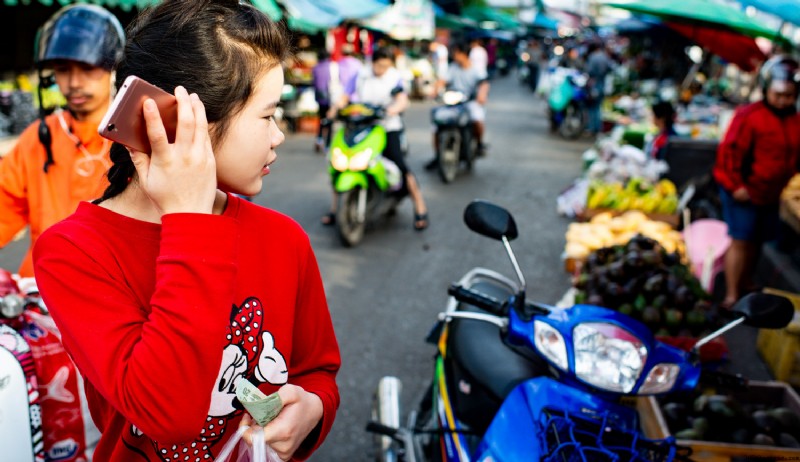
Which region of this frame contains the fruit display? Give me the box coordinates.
[781,174,800,234]
[572,234,720,337]
[586,177,679,215]
[659,391,800,448]
[564,210,685,262]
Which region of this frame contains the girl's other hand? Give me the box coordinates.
[242,384,323,461]
[129,86,217,215]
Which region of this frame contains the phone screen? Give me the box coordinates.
[98,75,178,153]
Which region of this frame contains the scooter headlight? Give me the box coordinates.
[639,363,680,394]
[442,91,466,106]
[349,148,373,171]
[573,323,647,393]
[534,320,568,371]
[331,147,349,172]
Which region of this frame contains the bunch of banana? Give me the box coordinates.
[782,174,800,201]
[586,178,679,215]
[565,210,685,261]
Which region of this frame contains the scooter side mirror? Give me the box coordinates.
[732,292,795,329]
[463,200,518,241]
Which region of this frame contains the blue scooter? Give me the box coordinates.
[367,200,793,462]
[547,67,591,140]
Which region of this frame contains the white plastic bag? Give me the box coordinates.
[215,425,282,462]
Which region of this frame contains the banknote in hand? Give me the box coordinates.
[235,377,283,426]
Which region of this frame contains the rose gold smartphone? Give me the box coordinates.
[98,75,178,153]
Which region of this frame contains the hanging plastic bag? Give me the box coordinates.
[215,424,282,462]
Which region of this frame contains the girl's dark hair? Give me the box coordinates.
[100,0,290,202]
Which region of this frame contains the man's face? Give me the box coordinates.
[766,80,798,111]
[454,50,469,67]
[50,60,113,121]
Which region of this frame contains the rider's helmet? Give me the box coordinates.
[34,4,125,71]
[758,55,800,95]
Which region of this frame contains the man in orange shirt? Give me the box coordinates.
[0,5,124,277]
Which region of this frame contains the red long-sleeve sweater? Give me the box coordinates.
[32,195,340,461]
[713,101,800,205]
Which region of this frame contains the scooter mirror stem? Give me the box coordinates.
[692,315,745,352]
[502,235,526,301]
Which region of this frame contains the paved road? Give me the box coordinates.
[0,75,590,460]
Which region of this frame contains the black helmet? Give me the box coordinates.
[34,4,125,71]
[759,55,800,94]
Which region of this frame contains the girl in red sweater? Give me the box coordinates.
[32,1,341,461]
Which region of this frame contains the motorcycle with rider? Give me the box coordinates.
[425,42,490,184]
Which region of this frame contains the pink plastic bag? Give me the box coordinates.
[215,425,282,462]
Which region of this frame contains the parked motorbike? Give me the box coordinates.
[431,91,481,184]
[0,269,100,462]
[367,200,793,462]
[548,67,591,140]
[328,103,404,247]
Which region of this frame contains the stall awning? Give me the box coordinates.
[361,0,435,41]
[604,0,783,41]
[738,0,800,27]
[280,0,390,30]
[462,5,521,31]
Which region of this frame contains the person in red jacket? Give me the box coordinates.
[32,1,340,461]
[0,4,124,277]
[713,55,800,307]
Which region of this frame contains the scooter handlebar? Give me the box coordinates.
[448,284,506,315]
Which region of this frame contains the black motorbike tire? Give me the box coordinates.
[463,131,478,173]
[336,189,365,247]
[559,102,585,140]
[437,130,460,184]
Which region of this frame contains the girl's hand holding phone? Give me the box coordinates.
[129,86,217,216]
[240,384,324,461]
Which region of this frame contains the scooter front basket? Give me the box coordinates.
[538,407,678,462]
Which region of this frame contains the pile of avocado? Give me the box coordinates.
[573,234,720,337]
[660,392,800,447]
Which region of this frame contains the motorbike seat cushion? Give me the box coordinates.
[448,281,549,401]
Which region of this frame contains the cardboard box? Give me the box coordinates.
[638,380,800,461]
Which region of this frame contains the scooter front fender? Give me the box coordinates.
[334,171,368,193]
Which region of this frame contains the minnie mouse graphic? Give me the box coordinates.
[129,297,287,461]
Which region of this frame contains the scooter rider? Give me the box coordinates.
[425,41,490,170]
[0,4,124,277]
[323,47,429,230]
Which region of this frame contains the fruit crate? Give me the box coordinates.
[757,288,800,387]
[637,380,800,461]
[579,207,680,229]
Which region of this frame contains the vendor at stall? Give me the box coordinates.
[648,100,677,160]
[713,55,800,308]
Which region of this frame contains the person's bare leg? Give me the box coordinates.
[473,121,485,146]
[723,239,754,307]
[406,173,428,229]
[321,190,337,225]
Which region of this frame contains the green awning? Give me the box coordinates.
[604,0,783,40]
[462,5,521,31]
[435,12,478,30]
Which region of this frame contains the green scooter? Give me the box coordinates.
[328,103,404,247]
